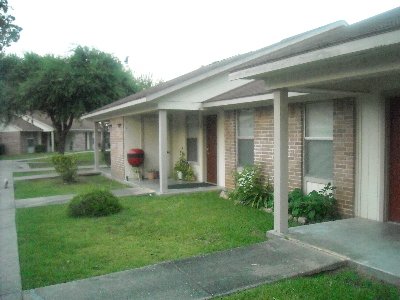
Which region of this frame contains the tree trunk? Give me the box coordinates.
[56,131,68,154]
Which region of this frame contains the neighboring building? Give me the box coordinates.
[83,7,400,231]
[0,112,96,155]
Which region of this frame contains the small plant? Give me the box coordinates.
[228,165,273,209]
[34,144,46,153]
[288,183,338,223]
[173,149,195,181]
[102,150,111,167]
[68,189,122,217]
[51,154,78,183]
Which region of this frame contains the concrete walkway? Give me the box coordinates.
[0,161,22,300]
[23,239,345,300]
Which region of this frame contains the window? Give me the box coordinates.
[304,102,333,180]
[237,110,254,167]
[186,115,198,162]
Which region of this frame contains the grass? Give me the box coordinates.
[13,170,56,177]
[14,175,128,199]
[16,192,272,289]
[26,151,105,168]
[219,268,400,300]
[0,151,106,167]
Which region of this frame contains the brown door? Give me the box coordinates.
[206,115,217,184]
[389,99,400,222]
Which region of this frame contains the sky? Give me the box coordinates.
[5,1,400,82]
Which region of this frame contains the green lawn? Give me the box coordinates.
[26,151,105,168]
[16,192,272,289]
[0,152,51,161]
[14,175,127,199]
[219,268,399,300]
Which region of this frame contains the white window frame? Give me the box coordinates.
[303,101,333,187]
[236,109,254,168]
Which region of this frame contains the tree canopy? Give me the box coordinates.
[0,47,153,153]
[0,0,22,51]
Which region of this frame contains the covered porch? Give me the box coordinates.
[91,108,225,194]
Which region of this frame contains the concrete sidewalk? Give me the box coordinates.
[23,238,345,300]
[0,161,22,300]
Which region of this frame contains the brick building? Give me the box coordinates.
[83,8,400,230]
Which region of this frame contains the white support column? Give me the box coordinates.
[93,122,100,171]
[51,131,55,152]
[273,89,289,234]
[159,110,168,193]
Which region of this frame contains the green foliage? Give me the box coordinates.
[0,143,5,155]
[173,149,196,181]
[68,189,122,218]
[34,144,46,153]
[0,0,22,52]
[102,150,111,167]
[229,166,273,209]
[51,154,78,183]
[288,183,338,223]
[0,47,154,153]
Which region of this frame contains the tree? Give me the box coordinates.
[0,0,22,52]
[1,47,153,153]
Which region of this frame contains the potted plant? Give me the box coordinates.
[174,149,195,181]
[146,169,159,180]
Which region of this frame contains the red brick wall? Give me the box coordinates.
[0,132,22,155]
[288,103,303,191]
[333,99,355,218]
[224,110,237,190]
[224,104,303,191]
[254,106,274,181]
[110,117,125,180]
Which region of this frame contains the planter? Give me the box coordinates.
[177,171,183,180]
[146,171,159,180]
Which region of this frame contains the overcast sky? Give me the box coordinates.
[5,1,400,81]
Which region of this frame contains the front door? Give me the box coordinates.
[389,99,400,222]
[206,115,217,184]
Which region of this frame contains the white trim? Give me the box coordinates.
[203,92,306,108]
[82,97,147,120]
[158,102,203,110]
[230,29,400,80]
[21,115,53,131]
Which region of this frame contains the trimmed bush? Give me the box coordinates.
[289,183,338,223]
[229,165,273,209]
[34,144,46,153]
[68,189,122,217]
[51,154,78,183]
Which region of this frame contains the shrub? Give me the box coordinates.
[34,144,46,153]
[0,144,5,155]
[68,189,122,217]
[51,154,78,183]
[173,149,195,181]
[229,165,273,209]
[289,183,338,223]
[103,150,111,167]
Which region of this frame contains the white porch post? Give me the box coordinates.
[50,131,55,152]
[159,110,168,193]
[93,122,100,171]
[273,89,289,234]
